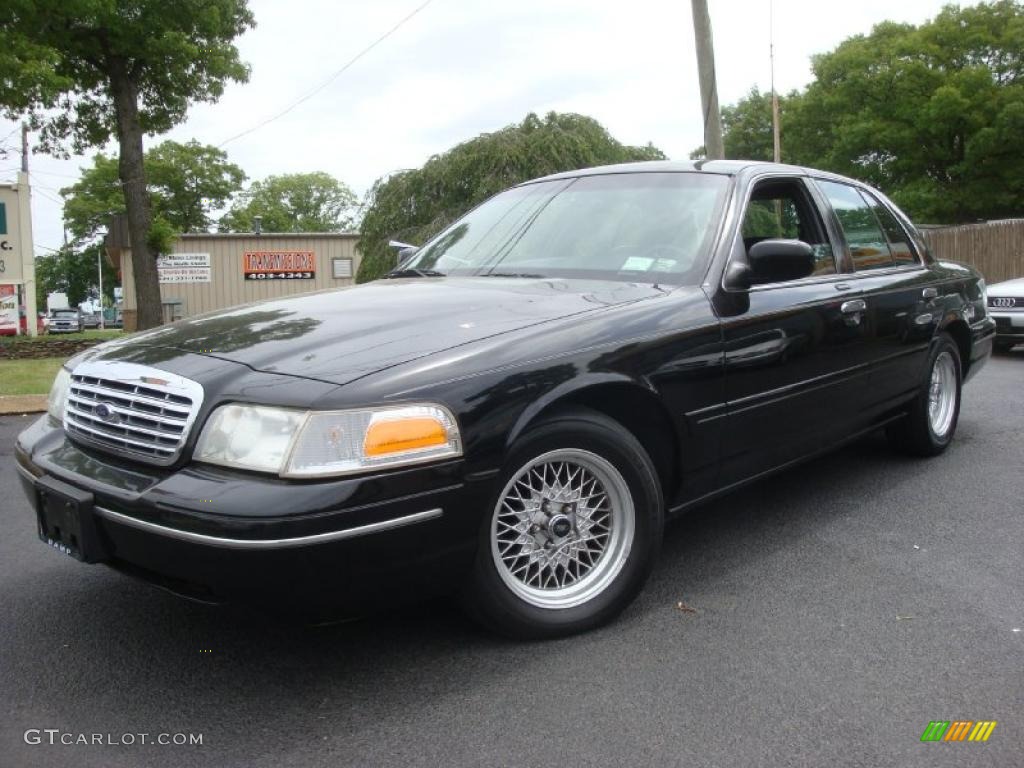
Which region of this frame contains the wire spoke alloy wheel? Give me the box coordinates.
[491,448,635,609]
[927,350,957,438]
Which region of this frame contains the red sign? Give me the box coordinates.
[242,251,316,280]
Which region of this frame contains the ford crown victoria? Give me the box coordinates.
[15,161,995,638]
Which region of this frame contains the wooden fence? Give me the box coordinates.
[921,219,1024,284]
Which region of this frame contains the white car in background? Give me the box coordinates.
[988,277,1024,352]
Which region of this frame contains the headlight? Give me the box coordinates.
[47,367,72,421]
[193,403,461,477]
[193,404,307,473]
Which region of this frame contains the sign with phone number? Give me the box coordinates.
[245,271,314,280]
[243,251,316,280]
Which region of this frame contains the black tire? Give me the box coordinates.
[886,333,962,457]
[994,340,1014,354]
[462,407,663,640]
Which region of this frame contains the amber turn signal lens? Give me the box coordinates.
[363,417,448,456]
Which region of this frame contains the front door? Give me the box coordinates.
[715,176,873,485]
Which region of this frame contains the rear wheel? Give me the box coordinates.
[463,409,663,639]
[887,333,962,456]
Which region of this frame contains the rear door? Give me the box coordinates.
[716,175,874,484]
[813,180,935,422]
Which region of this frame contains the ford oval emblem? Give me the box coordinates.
[94,403,119,423]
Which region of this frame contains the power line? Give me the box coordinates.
[218,0,436,148]
[31,184,64,206]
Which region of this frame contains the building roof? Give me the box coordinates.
[178,231,359,240]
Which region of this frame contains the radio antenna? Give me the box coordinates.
[770,0,781,163]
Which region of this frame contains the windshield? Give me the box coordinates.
[54,311,78,318]
[403,172,730,284]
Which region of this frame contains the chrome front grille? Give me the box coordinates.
[63,361,204,465]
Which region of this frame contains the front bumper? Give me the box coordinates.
[990,310,1024,344]
[15,415,493,610]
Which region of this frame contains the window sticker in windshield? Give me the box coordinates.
[620,256,679,272]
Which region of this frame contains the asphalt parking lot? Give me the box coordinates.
[1,353,1021,768]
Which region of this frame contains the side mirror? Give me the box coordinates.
[747,239,815,284]
[388,240,419,268]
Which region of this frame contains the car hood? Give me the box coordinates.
[988,277,1024,297]
[93,278,666,385]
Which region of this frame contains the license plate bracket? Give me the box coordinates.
[35,475,107,563]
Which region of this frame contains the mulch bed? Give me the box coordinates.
[0,395,47,414]
[0,338,106,360]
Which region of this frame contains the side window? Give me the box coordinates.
[741,180,836,276]
[862,191,918,265]
[817,180,894,271]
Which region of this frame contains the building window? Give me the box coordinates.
[332,257,353,279]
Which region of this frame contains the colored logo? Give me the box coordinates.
[921,720,997,742]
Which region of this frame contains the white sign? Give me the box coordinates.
[0,187,24,283]
[157,252,211,283]
[157,252,210,268]
[159,267,211,284]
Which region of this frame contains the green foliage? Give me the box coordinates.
[356,112,665,283]
[61,140,246,243]
[34,243,114,308]
[0,0,254,154]
[703,0,1024,223]
[690,87,799,162]
[219,172,359,233]
[0,0,254,329]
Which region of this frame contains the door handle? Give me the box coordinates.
[841,299,867,314]
[922,287,938,300]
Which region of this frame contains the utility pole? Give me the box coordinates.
[20,123,37,336]
[691,0,724,160]
[97,247,105,329]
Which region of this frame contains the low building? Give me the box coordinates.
[105,220,360,331]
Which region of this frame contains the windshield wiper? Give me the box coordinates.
[482,272,545,278]
[385,268,446,278]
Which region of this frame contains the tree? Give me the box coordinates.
[219,172,359,233]
[62,140,246,245]
[356,111,665,282]
[0,1,255,328]
[689,87,801,162]
[35,242,114,309]
[707,1,1024,224]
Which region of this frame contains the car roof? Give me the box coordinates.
[523,159,851,185]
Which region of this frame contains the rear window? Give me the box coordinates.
[816,180,895,271]
[862,191,918,265]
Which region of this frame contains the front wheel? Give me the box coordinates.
[887,333,962,456]
[463,409,663,639]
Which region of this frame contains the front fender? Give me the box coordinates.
[505,372,661,449]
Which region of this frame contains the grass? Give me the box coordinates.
[0,328,123,345]
[0,357,66,396]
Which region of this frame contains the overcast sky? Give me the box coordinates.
[0,0,955,256]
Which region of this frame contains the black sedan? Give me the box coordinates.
[15,161,995,639]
